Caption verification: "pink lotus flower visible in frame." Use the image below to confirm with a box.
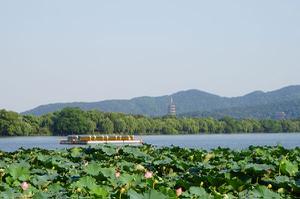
[176,187,183,197]
[21,182,29,191]
[115,171,121,178]
[144,171,153,179]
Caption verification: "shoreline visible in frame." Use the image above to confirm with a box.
[1,131,300,138]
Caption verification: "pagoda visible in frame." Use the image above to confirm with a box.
[168,97,176,116]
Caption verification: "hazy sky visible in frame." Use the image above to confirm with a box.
[1,0,300,112]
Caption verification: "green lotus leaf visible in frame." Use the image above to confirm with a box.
[128,189,143,199]
[142,189,167,199]
[32,175,51,188]
[7,163,30,181]
[118,161,136,172]
[89,186,109,198]
[37,154,50,163]
[250,186,281,199]
[153,157,172,166]
[100,167,115,179]
[291,179,300,193]
[30,168,47,175]
[47,183,64,193]
[101,146,117,156]
[129,174,143,188]
[70,147,82,158]
[279,158,298,177]
[84,162,102,176]
[123,147,152,160]
[0,188,22,199]
[119,173,135,185]
[274,176,290,184]
[72,176,97,190]
[245,163,274,172]
[189,186,212,198]
[226,176,251,192]
[33,191,50,199]
[0,144,300,198]
[0,160,6,168]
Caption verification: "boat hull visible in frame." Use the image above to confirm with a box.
[60,139,142,145]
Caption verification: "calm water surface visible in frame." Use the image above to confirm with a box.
[0,133,299,152]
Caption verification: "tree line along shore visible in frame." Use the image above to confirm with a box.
[0,107,300,136]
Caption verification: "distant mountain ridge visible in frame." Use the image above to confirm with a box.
[22,85,300,119]
[180,98,300,119]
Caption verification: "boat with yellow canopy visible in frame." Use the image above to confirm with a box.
[60,134,142,145]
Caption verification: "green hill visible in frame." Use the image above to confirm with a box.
[181,99,300,119]
[22,85,300,119]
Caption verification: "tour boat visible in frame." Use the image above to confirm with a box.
[60,134,142,145]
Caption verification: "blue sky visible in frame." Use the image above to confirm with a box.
[0,0,300,112]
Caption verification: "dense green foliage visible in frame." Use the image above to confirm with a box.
[1,108,300,136]
[23,85,300,118]
[0,145,299,198]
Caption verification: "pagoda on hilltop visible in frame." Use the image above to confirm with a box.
[168,97,176,116]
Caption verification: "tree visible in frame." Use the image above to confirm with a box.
[181,118,199,134]
[123,116,137,134]
[0,109,23,136]
[40,113,55,135]
[261,120,282,133]
[281,120,298,132]
[114,118,126,133]
[1,108,299,137]
[220,117,237,133]
[134,118,152,134]
[98,118,114,134]
[161,118,180,134]
[205,117,218,133]
[86,110,104,132]
[198,119,208,133]
[240,120,254,133]
[249,119,262,132]
[152,119,163,134]
[53,107,93,135]
[23,115,40,135]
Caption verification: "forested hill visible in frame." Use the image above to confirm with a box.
[181,99,300,119]
[22,85,300,118]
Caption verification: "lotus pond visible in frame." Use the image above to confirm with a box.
[0,145,299,198]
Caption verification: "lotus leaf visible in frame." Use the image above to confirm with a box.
[7,163,30,181]
[279,158,298,177]
[101,145,118,156]
[250,185,281,199]
[84,161,102,176]
[0,145,299,198]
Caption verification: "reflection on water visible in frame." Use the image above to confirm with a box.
[0,133,299,152]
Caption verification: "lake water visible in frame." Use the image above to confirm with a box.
[0,133,299,152]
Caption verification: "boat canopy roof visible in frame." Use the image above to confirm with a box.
[67,134,134,137]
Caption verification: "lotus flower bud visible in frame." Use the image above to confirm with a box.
[144,171,153,179]
[176,187,183,197]
[115,171,121,178]
[21,182,29,191]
